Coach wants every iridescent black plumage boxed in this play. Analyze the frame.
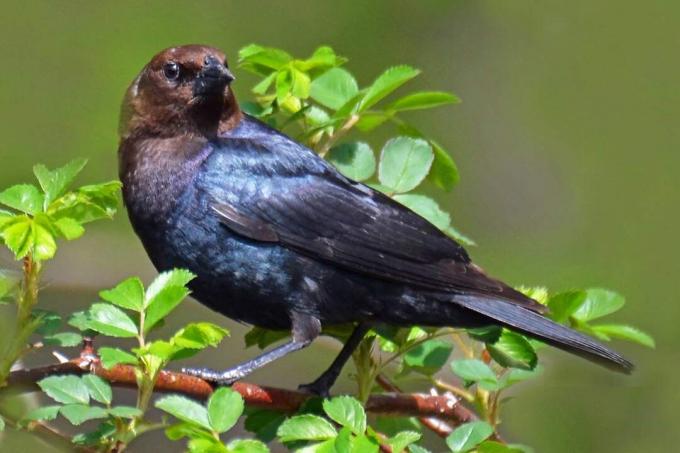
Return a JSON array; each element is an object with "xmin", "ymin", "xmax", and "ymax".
[{"xmin": 119, "ymin": 45, "xmax": 632, "ymax": 394}]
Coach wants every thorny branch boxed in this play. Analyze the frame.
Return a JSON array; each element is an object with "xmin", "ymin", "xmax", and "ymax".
[{"xmin": 7, "ymin": 344, "xmax": 477, "ymax": 427}]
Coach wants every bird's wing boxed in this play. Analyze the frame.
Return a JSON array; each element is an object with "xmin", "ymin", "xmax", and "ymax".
[{"xmin": 201, "ymin": 130, "xmax": 545, "ymax": 313}]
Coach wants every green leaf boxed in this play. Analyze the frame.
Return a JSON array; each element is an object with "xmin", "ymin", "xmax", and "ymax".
[
  {"xmin": 486, "ymin": 331, "xmax": 537, "ymax": 370},
  {"xmin": 87, "ymin": 303, "xmax": 138, "ymax": 338},
  {"xmin": 34, "ymin": 310, "xmax": 62, "ymax": 335},
  {"xmin": 99, "ymin": 347, "xmax": 138, "ymax": 369},
  {"xmin": 43, "ymin": 331, "xmax": 83, "ymax": 347},
  {"xmin": 227, "ymin": 439, "xmax": 270, "ymax": 453},
  {"xmin": 360, "ymin": 65, "xmax": 421, "ymax": 112},
  {"xmin": 239, "ymin": 44, "xmax": 293, "ymax": 72},
  {"xmin": 144, "ymin": 269, "xmax": 195, "ymax": 331},
  {"xmin": 100, "ymin": 277, "xmax": 145, "ymax": 311},
  {"xmin": 82, "ymin": 374, "xmax": 112, "ymax": 405},
  {"xmin": 208, "ymin": 387, "xmax": 244, "ymax": 433},
  {"xmin": 52, "ymin": 217, "xmax": 85, "ymax": 240},
  {"xmin": 33, "ymin": 158, "xmax": 88, "ymax": 205},
  {"xmin": 60, "ymin": 404, "xmax": 108, "ymax": 425},
  {"xmin": 0, "ymin": 414, "xmax": 4, "ymax": 432},
  {"xmin": 22, "ymin": 405, "xmax": 61, "ymax": 422},
  {"xmin": 323, "ymin": 396, "xmax": 366, "ymax": 435},
  {"xmin": 478, "ymin": 441, "xmax": 530, "ymax": 453},
  {"xmin": 387, "ymin": 91, "xmax": 460, "ymax": 112},
  {"xmin": 108, "ymin": 406, "xmax": 143, "ymax": 418},
  {"xmin": 450, "ymin": 359, "xmax": 499, "ymax": 390},
  {"xmin": 0, "ymin": 184, "xmax": 44, "ymax": 214},
  {"xmin": 591, "ymin": 324, "xmax": 655, "ymax": 348},
  {"xmin": 445, "ymin": 421, "xmax": 494, "ymax": 453},
  {"xmin": 276, "ymin": 70, "xmax": 293, "ymax": 104},
  {"xmin": 277, "ymin": 414, "xmax": 337, "ymax": 442},
  {"xmin": 393, "ymin": 194, "xmax": 450, "ymax": 230},
  {"xmin": 355, "ymin": 112, "xmax": 391, "ymax": 132},
  {"xmin": 155, "ymin": 395, "xmax": 211, "ymax": 431},
  {"xmin": 428, "ymin": 141, "xmax": 460, "ymax": 191},
  {"xmin": 1, "ymin": 216, "xmax": 33, "ymax": 258},
  {"xmin": 467, "ymin": 326, "xmax": 502, "ymax": 344},
  {"xmin": 165, "ymin": 421, "xmax": 215, "ymax": 441},
  {"xmin": 387, "ymin": 431, "xmax": 422, "ymax": 453},
  {"xmin": 38, "ymin": 375, "xmax": 90, "ymax": 404},
  {"xmin": 379, "ymin": 137, "xmax": 434, "ymax": 193},
  {"xmin": 172, "ymin": 322, "xmax": 229, "ymax": 350},
  {"xmin": 328, "ymin": 143, "xmax": 376, "ymax": 182},
  {"xmin": 445, "ymin": 225, "xmax": 475, "ymax": 246},
  {"xmin": 48, "ymin": 181, "xmax": 121, "ymax": 224},
  {"xmin": 547, "ymin": 291, "xmax": 586, "ymax": 323},
  {"xmin": 572, "ymin": 288, "xmax": 625, "ymax": 322},
  {"xmin": 403, "ymin": 339, "xmax": 453, "ymax": 375},
  {"xmin": 409, "ymin": 446, "xmax": 432, "ymax": 453},
  {"xmin": 0, "ymin": 269, "xmax": 19, "ymax": 301},
  {"xmin": 310, "ymin": 68, "xmax": 359, "ymax": 110},
  {"xmin": 244, "ymin": 409, "xmax": 287, "ymax": 443},
  {"xmin": 145, "ymin": 286, "xmax": 190, "ymax": 332},
  {"xmin": 291, "ymin": 68, "xmax": 312, "ymax": 99},
  {"xmin": 32, "ymin": 216, "xmax": 57, "ymax": 261},
  {"xmin": 72, "ymin": 421, "xmax": 116, "ymax": 446},
  {"xmin": 298, "ymin": 46, "xmax": 345, "ymax": 72},
  {"xmin": 188, "ymin": 437, "xmax": 228, "ymax": 453}
]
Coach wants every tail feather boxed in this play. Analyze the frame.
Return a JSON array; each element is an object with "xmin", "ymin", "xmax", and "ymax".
[{"xmin": 455, "ymin": 295, "xmax": 634, "ymax": 374}]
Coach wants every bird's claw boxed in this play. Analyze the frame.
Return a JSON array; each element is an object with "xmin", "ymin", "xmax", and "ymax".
[{"xmin": 181, "ymin": 367, "xmax": 244, "ymax": 386}]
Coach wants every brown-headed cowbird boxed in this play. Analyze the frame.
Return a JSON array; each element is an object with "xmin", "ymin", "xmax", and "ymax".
[{"xmin": 118, "ymin": 45, "xmax": 632, "ymax": 395}]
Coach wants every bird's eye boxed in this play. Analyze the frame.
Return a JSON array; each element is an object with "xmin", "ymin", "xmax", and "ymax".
[{"xmin": 163, "ymin": 61, "xmax": 181, "ymax": 81}]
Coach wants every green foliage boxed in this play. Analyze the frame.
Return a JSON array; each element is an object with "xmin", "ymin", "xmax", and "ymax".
[
  {"xmin": 0, "ymin": 160, "xmax": 120, "ymax": 261},
  {"xmin": 446, "ymin": 421, "xmax": 494, "ymax": 452}
]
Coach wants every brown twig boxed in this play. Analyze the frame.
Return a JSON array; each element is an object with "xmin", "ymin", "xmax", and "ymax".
[{"xmin": 8, "ymin": 348, "xmax": 477, "ymax": 424}]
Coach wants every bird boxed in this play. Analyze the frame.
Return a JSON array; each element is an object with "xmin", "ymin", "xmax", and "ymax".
[{"xmin": 118, "ymin": 45, "xmax": 633, "ymax": 395}]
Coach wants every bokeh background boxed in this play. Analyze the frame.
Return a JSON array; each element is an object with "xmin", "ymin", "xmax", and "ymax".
[{"xmin": 0, "ymin": 1, "xmax": 675, "ymax": 451}]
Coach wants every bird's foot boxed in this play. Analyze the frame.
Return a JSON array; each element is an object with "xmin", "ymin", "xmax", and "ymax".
[
  {"xmin": 298, "ymin": 376, "xmax": 334, "ymax": 398},
  {"xmin": 181, "ymin": 367, "xmax": 246, "ymax": 386}
]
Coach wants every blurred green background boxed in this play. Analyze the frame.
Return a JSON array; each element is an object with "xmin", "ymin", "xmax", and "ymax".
[{"xmin": 0, "ymin": 1, "xmax": 675, "ymax": 451}]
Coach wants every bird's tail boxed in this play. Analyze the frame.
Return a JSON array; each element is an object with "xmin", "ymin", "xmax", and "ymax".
[{"xmin": 454, "ymin": 295, "xmax": 634, "ymax": 373}]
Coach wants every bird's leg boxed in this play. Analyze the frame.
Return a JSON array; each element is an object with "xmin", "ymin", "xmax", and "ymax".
[
  {"xmin": 298, "ymin": 322, "xmax": 371, "ymax": 397},
  {"xmin": 182, "ymin": 312, "xmax": 321, "ymax": 385}
]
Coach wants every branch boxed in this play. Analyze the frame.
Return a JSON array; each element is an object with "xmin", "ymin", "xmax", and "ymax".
[{"xmin": 8, "ymin": 348, "xmax": 475, "ymax": 424}]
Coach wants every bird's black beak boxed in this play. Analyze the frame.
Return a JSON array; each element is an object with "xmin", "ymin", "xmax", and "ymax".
[{"xmin": 193, "ymin": 55, "xmax": 235, "ymax": 98}]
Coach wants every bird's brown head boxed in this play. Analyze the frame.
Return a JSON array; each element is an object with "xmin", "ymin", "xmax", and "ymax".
[{"xmin": 119, "ymin": 45, "xmax": 241, "ymax": 140}]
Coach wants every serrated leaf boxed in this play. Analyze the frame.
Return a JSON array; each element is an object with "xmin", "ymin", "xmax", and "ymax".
[
  {"xmin": 87, "ymin": 303, "xmax": 138, "ymax": 338},
  {"xmin": 393, "ymin": 194, "xmax": 450, "ymax": 230},
  {"xmin": 487, "ymin": 331, "xmax": 537, "ymax": 370},
  {"xmin": 547, "ymin": 291, "xmax": 586, "ymax": 323},
  {"xmin": 244, "ymin": 409, "xmax": 287, "ymax": 443},
  {"xmin": 155, "ymin": 395, "xmax": 211, "ymax": 430},
  {"xmin": 33, "ymin": 158, "xmax": 88, "ymax": 206},
  {"xmin": 591, "ymin": 324, "xmax": 655, "ymax": 348},
  {"xmin": 310, "ymin": 68, "xmax": 359, "ymax": 110},
  {"xmin": 572, "ymin": 289, "xmax": 625, "ymax": 322},
  {"xmin": 446, "ymin": 421, "xmax": 494, "ymax": 452},
  {"xmin": 188, "ymin": 437, "xmax": 228, "ymax": 453},
  {"xmin": 145, "ymin": 286, "xmax": 190, "ymax": 332},
  {"xmin": 32, "ymin": 217, "xmax": 57, "ymax": 260},
  {"xmin": 428, "ymin": 141, "xmax": 460, "ymax": 191},
  {"xmin": 403, "ymin": 339, "xmax": 453, "ymax": 375},
  {"xmin": 387, "ymin": 91, "xmax": 460, "ymax": 112},
  {"xmin": 60, "ymin": 404, "xmax": 108, "ymax": 425},
  {"xmin": 52, "ymin": 217, "xmax": 85, "ymax": 240},
  {"xmin": 388, "ymin": 431, "xmax": 422, "ymax": 452},
  {"xmin": 360, "ymin": 65, "xmax": 421, "ymax": 112},
  {"xmin": 445, "ymin": 225, "xmax": 476, "ymax": 246},
  {"xmin": 355, "ymin": 112, "xmax": 391, "ymax": 132},
  {"xmin": 1, "ymin": 216, "xmax": 33, "ymax": 258},
  {"xmin": 145, "ymin": 269, "xmax": 195, "ymax": 305},
  {"xmin": 239, "ymin": 44, "xmax": 292, "ymax": 72},
  {"xmin": 82, "ymin": 374, "xmax": 112, "ymax": 405},
  {"xmin": 208, "ymin": 387, "xmax": 244, "ymax": 433},
  {"xmin": 478, "ymin": 441, "xmax": 530, "ymax": 453},
  {"xmin": 38, "ymin": 375, "xmax": 90, "ymax": 404},
  {"xmin": 48, "ymin": 181, "xmax": 121, "ymax": 224},
  {"xmin": 0, "ymin": 184, "xmax": 44, "ymax": 214},
  {"xmin": 100, "ymin": 277, "xmax": 145, "ymax": 311},
  {"xmin": 291, "ymin": 68, "xmax": 311, "ymax": 99},
  {"xmin": 165, "ymin": 421, "xmax": 214, "ymax": 441},
  {"xmin": 277, "ymin": 414, "xmax": 337, "ymax": 442},
  {"xmin": 227, "ymin": 439, "xmax": 270, "ymax": 453},
  {"xmin": 22, "ymin": 405, "xmax": 62, "ymax": 423},
  {"xmin": 72, "ymin": 421, "xmax": 116, "ymax": 446},
  {"xmin": 323, "ymin": 396, "xmax": 366, "ymax": 435},
  {"xmin": 108, "ymin": 406, "xmax": 143, "ymax": 418},
  {"xmin": 172, "ymin": 322, "xmax": 229, "ymax": 350},
  {"xmin": 450, "ymin": 359, "xmax": 499, "ymax": 390},
  {"xmin": 328, "ymin": 142, "xmax": 376, "ymax": 181},
  {"xmin": 467, "ymin": 326, "xmax": 502, "ymax": 344},
  {"xmin": 379, "ymin": 137, "xmax": 434, "ymax": 193}
]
